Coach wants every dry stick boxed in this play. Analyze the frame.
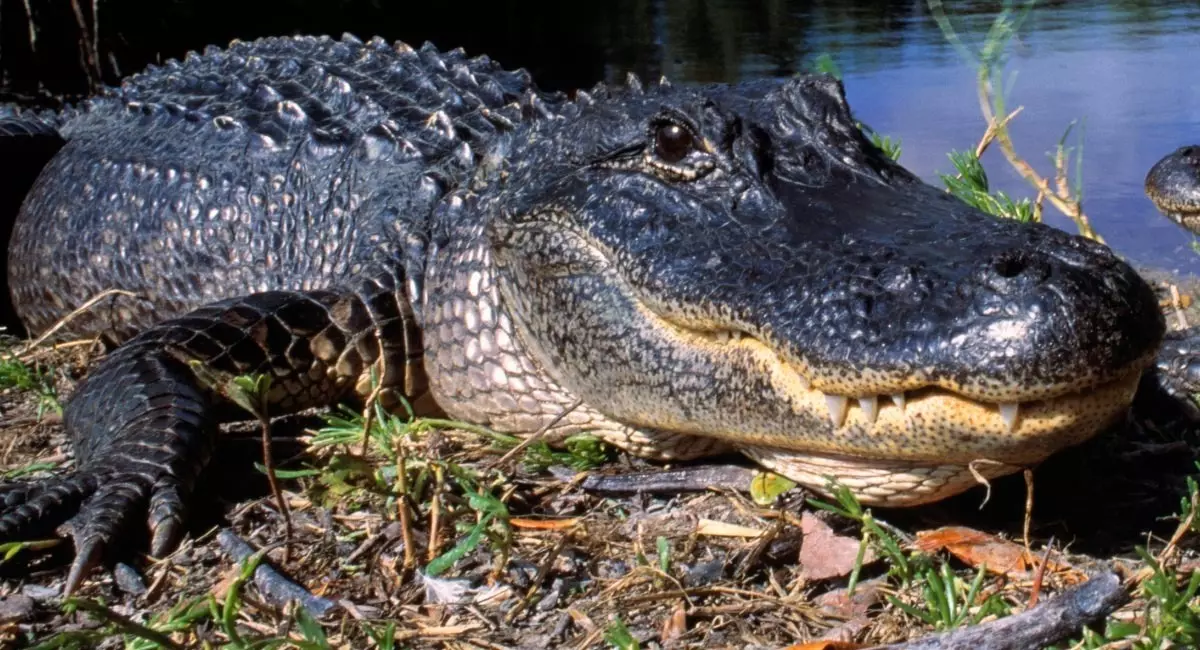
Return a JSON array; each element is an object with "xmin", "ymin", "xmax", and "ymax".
[
  {"xmin": 67, "ymin": 0, "xmax": 100, "ymax": 91},
  {"xmin": 1155, "ymin": 479, "xmax": 1199, "ymax": 568},
  {"xmin": 489, "ymin": 397, "xmax": 583, "ymax": 470},
  {"xmin": 19, "ymin": 338, "xmax": 100, "ymax": 364},
  {"xmin": 1027, "ymin": 541, "xmax": 1056, "ymax": 609},
  {"xmin": 1169, "ymin": 284, "xmax": 1190, "ymax": 330},
  {"xmin": 19, "ymin": 0, "xmax": 36, "ymax": 52},
  {"xmin": 974, "ymin": 61, "xmax": 1101, "ymax": 243},
  {"xmin": 869, "ymin": 571, "xmax": 1128, "ymax": 650},
  {"xmin": 216, "ymin": 530, "xmax": 337, "ymax": 617},
  {"xmin": 90, "ymin": 0, "xmax": 100, "ymax": 79},
  {"xmin": 358, "ymin": 364, "xmax": 386, "ymax": 457},
  {"xmin": 394, "ymin": 434, "xmax": 416, "ymax": 572},
  {"xmin": 971, "ymin": 106, "xmax": 1023, "ymax": 160},
  {"xmin": 427, "ymin": 463, "xmax": 445, "ymax": 563},
  {"xmin": 19, "ymin": 288, "xmax": 138, "ymax": 355},
  {"xmin": 1022, "ymin": 468, "xmax": 1035, "ymax": 553},
  {"xmin": 255, "ymin": 402, "xmax": 293, "ymax": 563}
]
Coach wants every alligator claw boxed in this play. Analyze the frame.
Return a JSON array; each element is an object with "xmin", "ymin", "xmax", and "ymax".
[
  {"xmin": 63, "ymin": 534, "xmax": 104, "ymax": 596},
  {"xmin": 148, "ymin": 476, "xmax": 187, "ymax": 558},
  {"xmin": 0, "ymin": 465, "xmax": 192, "ymax": 594},
  {"xmin": 0, "ymin": 473, "xmax": 99, "ymax": 542}
]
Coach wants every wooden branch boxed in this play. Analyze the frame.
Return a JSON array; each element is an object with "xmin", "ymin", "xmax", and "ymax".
[{"xmin": 870, "ymin": 571, "xmax": 1127, "ymax": 650}]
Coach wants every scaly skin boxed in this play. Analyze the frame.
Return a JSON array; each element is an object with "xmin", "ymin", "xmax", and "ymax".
[{"xmin": 0, "ymin": 35, "xmax": 1182, "ymax": 592}]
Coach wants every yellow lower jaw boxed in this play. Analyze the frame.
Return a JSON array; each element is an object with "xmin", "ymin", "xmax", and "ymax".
[
  {"xmin": 740, "ymin": 444, "xmax": 1022, "ymax": 506},
  {"xmin": 729, "ymin": 368, "xmax": 1142, "ymax": 506}
]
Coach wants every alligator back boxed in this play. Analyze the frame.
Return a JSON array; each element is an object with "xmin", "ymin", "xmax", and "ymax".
[{"xmin": 8, "ymin": 35, "xmax": 540, "ymax": 340}]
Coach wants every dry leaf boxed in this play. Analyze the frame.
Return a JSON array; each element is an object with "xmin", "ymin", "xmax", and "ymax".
[
  {"xmin": 800, "ymin": 512, "xmax": 875, "ymax": 581},
  {"xmin": 914, "ymin": 526, "xmax": 1073, "ymax": 578},
  {"xmin": 814, "ymin": 578, "xmax": 883, "ymax": 642}
]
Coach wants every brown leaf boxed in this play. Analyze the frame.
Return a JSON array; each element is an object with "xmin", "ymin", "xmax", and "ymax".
[
  {"xmin": 799, "ymin": 512, "xmax": 875, "ymax": 581},
  {"xmin": 914, "ymin": 526, "xmax": 1073, "ymax": 578},
  {"xmin": 814, "ymin": 578, "xmax": 883, "ymax": 642}
]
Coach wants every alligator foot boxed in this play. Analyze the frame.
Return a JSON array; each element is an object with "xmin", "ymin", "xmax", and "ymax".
[{"xmin": 0, "ymin": 464, "xmax": 195, "ymax": 594}]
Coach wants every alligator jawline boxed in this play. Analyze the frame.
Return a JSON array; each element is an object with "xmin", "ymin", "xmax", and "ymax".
[{"xmin": 669, "ymin": 324, "xmax": 1145, "ymax": 466}]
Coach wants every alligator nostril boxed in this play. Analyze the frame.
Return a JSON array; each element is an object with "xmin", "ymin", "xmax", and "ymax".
[{"xmin": 991, "ymin": 253, "xmax": 1027, "ymax": 279}]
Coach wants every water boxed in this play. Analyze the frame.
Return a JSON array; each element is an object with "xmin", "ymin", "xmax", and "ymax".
[{"xmin": 3, "ymin": 0, "xmax": 1199, "ymax": 274}]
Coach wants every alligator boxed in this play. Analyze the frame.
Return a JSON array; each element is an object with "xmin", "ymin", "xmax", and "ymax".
[
  {"xmin": 1147, "ymin": 144, "xmax": 1200, "ymax": 233},
  {"xmin": 0, "ymin": 35, "xmax": 1189, "ymax": 595}
]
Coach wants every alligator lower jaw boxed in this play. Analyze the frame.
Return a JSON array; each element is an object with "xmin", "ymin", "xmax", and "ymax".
[
  {"xmin": 739, "ymin": 368, "xmax": 1144, "ymax": 507},
  {"xmin": 739, "ymin": 444, "xmax": 1025, "ymax": 507}
]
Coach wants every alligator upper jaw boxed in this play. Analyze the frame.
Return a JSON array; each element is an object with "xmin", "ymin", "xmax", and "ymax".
[{"xmin": 654, "ymin": 312, "xmax": 1151, "ymax": 466}]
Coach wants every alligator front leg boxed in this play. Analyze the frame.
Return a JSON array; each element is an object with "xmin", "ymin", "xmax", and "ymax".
[{"xmin": 0, "ymin": 268, "xmax": 420, "ymax": 593}]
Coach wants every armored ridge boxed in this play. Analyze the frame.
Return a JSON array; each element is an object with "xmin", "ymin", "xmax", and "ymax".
[{"xmin": 0, "ymin": 34, "xmax": 1179, "ymax": 593}]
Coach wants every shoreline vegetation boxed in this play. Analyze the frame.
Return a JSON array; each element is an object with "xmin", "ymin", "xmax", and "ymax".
[{"xmin": 1, "ymin": 0, "xmax": 1198, "ymax": 648}]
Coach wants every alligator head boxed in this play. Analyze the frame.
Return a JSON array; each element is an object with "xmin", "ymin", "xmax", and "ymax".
[
  {"xmin": 431, "ymin": 75, "xmax": 1164, "ymax": 506},
  {"xmin": 1147, "ymin": 144, "xmax": 1200, "ymax": 233}
]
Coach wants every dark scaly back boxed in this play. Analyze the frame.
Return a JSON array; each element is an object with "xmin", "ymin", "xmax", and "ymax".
[{"xmin": 8, "ymin": 35, "xmax": 547, "ymax": 340}]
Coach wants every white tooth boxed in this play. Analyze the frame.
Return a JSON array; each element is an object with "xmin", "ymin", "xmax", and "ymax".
[
  {"xmin": 796, "ymin": 372, "xmax": 811, "ymax": 390},
  {"xmin": 999, "ymin": 402, "xmax": 1020, "ymax": 433},
  {"xmin": 858, "ymin": 396, "xmax": 879, "ymax": 423},
  {"xmin": 891, "ymin": 393, "xmax": 906, "ymax": 411},
  {"xmin": 730, "ymin": 331, "xmax": 742, "ymax": 341},
  {"xmin": 824, "ymin": 394, "xmax": 849, "ymax": 428},
  {"xmin": 714, "ymin": 331, "xmax": 729, "ymax": 344}
]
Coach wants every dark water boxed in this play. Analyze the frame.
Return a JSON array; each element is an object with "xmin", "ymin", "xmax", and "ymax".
[{"xmin": 3, "ymin": 0, "xmax": 1199, "ymax": 274}]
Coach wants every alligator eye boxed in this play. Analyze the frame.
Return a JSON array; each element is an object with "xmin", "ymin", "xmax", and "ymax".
[{"xmin": 655, "ymin": 123, "xmax": 695, "ymax": 163}]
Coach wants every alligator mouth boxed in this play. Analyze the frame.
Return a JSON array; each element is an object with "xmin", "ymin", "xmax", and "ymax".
[
  {"xmin": 656, "ymin": 321, "xmax": 1149, "ymax": 505},
  {"xmin": 688, "ymin": 327, "xmax": 1145, "ymax": 459}
]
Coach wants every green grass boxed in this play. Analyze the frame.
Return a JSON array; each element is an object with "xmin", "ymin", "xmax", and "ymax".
[{"xmin": 0, "ymin": 353, "xmax": 61, "ymax": 417}]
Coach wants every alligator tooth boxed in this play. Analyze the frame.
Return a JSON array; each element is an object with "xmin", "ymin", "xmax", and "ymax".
[
  {"xmin": 730, "ymin": 331, "xmax": 742, "ymax": 342},
  {"xmin": 998, "ymin": 402, "xmax": 1020, "ymax": 433},
  {"xmin": 824, "ymin": 394, "xmax": 849, "ymax": 428},
  {"xmin": 890, "ymin": 393, "xmax": 906, "ymax": 412},
  {"xmin": 858, "ymin": 396, "xmax": 879, "ymax": 423},
  {"xmin": 795, "ymin": 371, "xmax": 811, "ymax": 390}
]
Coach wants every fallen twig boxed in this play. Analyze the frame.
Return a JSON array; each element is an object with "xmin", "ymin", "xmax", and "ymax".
[
  {"xmin": 869, "ymin": 571, "xmax": 1127, "ymax": 650},
  {"xmin": 215, "ymin": 529, "xmax": 337, "ymax": 618},
  {"xmin": 581, "ymin": 464, "xmax": 757, "ymax": 494},
  {"xmin": 19, "ymin": 288, "xmax": 138, "ymax": 354}
]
